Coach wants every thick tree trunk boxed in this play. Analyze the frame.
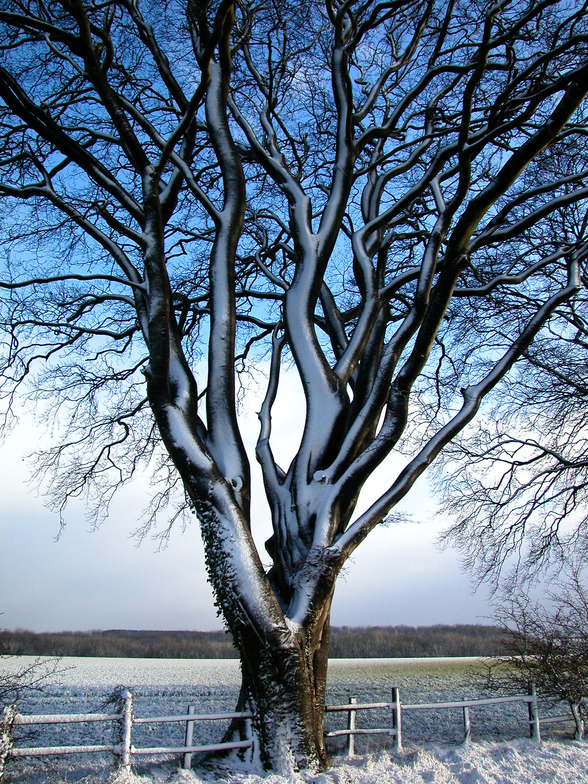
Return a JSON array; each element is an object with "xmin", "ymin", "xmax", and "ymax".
[
  {"xmin": 221, "ymin": 606, "xmax": 332, "ymax": 773},
  {"xmin": 242, "ymin": 631, "xmax": 329, "ymax": 772}
]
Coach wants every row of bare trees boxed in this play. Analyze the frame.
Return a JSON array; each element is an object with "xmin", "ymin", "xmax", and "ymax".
[
  {"xmin": 0, "ymin": 624, "xmax": 506, "ymax": 659},
  {"xmin": 0, "ymin": 629, "xmax": 237, "ymax": 659}
]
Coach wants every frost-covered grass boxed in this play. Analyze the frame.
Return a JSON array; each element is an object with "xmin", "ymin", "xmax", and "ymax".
[
  {"xmin": 125, "ymin": 740, "xmax": 588, "ymax": 784},
  {"xmin": 9, "ymin": 741, "xmax": 588, "ymax": 784},
  {"xmin": 1, "ymin": 657, "xmax": 583, "ymax": 783}
]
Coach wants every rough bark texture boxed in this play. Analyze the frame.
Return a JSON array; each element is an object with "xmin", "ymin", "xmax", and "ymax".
[
  {"xmin": 214, "ymin": 565, "xmax": 333, "ymax": 771},
  {"xmin": 238, "ymin": 618, "xmax": 331, "ymax": 771}
]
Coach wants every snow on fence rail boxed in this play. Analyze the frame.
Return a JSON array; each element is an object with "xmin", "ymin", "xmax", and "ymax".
[
  {"xmin": 0, "ymin": 689, "xmax": 252, "ymax": 781},
  {"xmin": 0, "ymin": 683, "xmax": 581, "ymax": 778},
  {"xmin": 325, "ymin": 683, "xmax": 581, "ymax": 757}
]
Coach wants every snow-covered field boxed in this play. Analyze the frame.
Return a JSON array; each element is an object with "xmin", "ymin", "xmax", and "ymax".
[
  {"xmin": 2, "ymin": 657, "xmax": 585, "ymax": 783},
  {"xmin": 119, "ymin": 740, "xmax": 588, "ymax": 784}
]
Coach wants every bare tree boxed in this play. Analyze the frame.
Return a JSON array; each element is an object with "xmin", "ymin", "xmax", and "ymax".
[
  {"xmin": 0, "ymin": 634, "xmax": 68, "ymax": 781},
  {"xmin": 490, "ymin": 566, "xmax": 588, "ymax": 740},
  {"xmin": 1, "ymin": 0, "xmax": 587, "ymax": 771},
  {"xmin": 0, "ymin": 652, "xmax": 64, "ymax": 709},
  {"xmin": 439, "ymin": 316, "xmax": 588, "ymax": 587}
]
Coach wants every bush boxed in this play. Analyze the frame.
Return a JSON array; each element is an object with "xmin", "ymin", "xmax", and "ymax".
[{"xmin": 491, "ymin": 565, "xmax": 588, "ymax": 740}]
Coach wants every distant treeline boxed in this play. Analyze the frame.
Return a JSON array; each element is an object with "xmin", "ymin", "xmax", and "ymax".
[
  {"xmin": 0, "ymin": 629, "xmax": 236, "ymax": 659},
  {"xmin": 0, "ymin": 624, "xmax": 504, "ymax": 659},
  {"xmin": 329, "ymin": 624, "xmax": 504, "ymax": 658}
]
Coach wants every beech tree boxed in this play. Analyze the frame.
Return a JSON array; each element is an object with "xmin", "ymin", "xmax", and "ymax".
[{"xmin": 1, "ymin": 0, "xmax": 587, "ymax": 772}]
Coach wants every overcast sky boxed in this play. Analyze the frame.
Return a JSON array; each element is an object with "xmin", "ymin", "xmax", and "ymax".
[{"xmin": 0, "ymin": 380, "xmax": 492, "ymax": 633}]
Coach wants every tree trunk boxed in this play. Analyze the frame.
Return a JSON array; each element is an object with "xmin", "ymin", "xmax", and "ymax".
[
  {"xmin": 571, "ymin": 702, "xmax": 585, "ymax": 741},
  {"xmin": 243, "ymin": 630, "xmax": 330, "ymax": 772},
  {"xmin": 221, "ymin": 606, "xmax": 332, "ymax": 773}
]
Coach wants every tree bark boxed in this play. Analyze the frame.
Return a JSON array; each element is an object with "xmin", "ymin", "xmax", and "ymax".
[
  {"xmin": 240, "ymin": 623, "xmax": 330, "ymax": 772},
  {"xmin": 571, "ymin": 702, "xmax": 585, "ymax": 741},
  {"xmin": 220, "ymin": 595, "xmax": 333, "ymax": 772}
]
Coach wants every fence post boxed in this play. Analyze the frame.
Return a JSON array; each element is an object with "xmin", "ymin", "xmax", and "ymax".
[
  {"xmin": 244, "ymin": 715, "xmax": 253, "ymax": 752},
  {"xmin": 183, "ymin": 705, "xmax": 195, "ymax": 769},
  {"xmin": 392, "ymin": 687, "xmax": 402, "ymax": 751},
  {"xmin": 528, "ymin": 683, "xmax": 541, "ymax": 742},
  {"xmin": 120, "ymin": 689, "xmax": 134, "ymax": 771},
  {"xmin": 462, "ymin": 699, "xmax": 471, "ymax": 745},
  {"xmin": 347, "ymin": 697, "xmax": 357, "ymax": 757},
  {"xmin": 0, "ymin": 706, "xmax": 17, "ymax": 782}
]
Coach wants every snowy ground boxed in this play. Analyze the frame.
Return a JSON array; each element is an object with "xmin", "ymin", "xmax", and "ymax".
[
  {"xmin": 3, "ymin": 658, "xmax": 586, "ymax": 783},
  {"xmin": 89, "ymin": 740, "xmax": 588, "ymax": 784}
]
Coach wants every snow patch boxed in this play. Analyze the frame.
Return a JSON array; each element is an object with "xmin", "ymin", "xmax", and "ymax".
[
  {"xmin": 107, "ymin": 740, "xmax": 588, "ymax": 784},
  {"xmin": 169, "ymin": 351, "xmax": 192, "ymax": 412}
]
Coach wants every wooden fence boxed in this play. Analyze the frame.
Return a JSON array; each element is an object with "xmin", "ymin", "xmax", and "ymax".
[
  {"xmin": 0, "ymin": 683, "xmax": 580, "ymax": 779},
  {"xmin": 0, "ymin": 690, "xmax": 252, "ymax": 781},
  {"xmin": 326, "ymin": 683, "xmax": 548, "ymax": 756}
]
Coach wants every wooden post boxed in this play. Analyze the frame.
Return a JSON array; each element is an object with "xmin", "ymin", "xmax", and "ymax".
[
  {"xmin": 120, "ymin": 689, "xmax": 133, "ymax": 771},
  {"xmin": 244, "ymin": 715, "xmax": 253, "ymax": 752},
  {"xmin": 0, "ymin": 706, "xmax": 17, "ymax": 782},
  {"xmin": 528, "ymin": 683, "xmax": 541, "ymax": 742},
  {"xmin": 462, "ymin": 700, "xmax": 471, "ymax": 744},
  {"xmin": 347, "ymin": 697, "xmax": 357, "ymax": 757},
  {"xmin": 392, "ymin": 687, "xmax": 402, "ymax": 751},
  {"xmin": 183, "ymin": 705, "xmax": 195, "ymax": 769}
]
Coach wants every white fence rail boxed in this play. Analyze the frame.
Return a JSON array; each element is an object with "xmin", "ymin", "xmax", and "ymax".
[
  {"xmin": 326, "ymin": 683, "xmax": 580, "ymax": 757},
  {"xmin": 1, "ymin": 683, "xmax": 581, "ymax": 778},
  {"xmin": 0, "ymin": 689, "xmax": 252, "ymax": 781}
]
